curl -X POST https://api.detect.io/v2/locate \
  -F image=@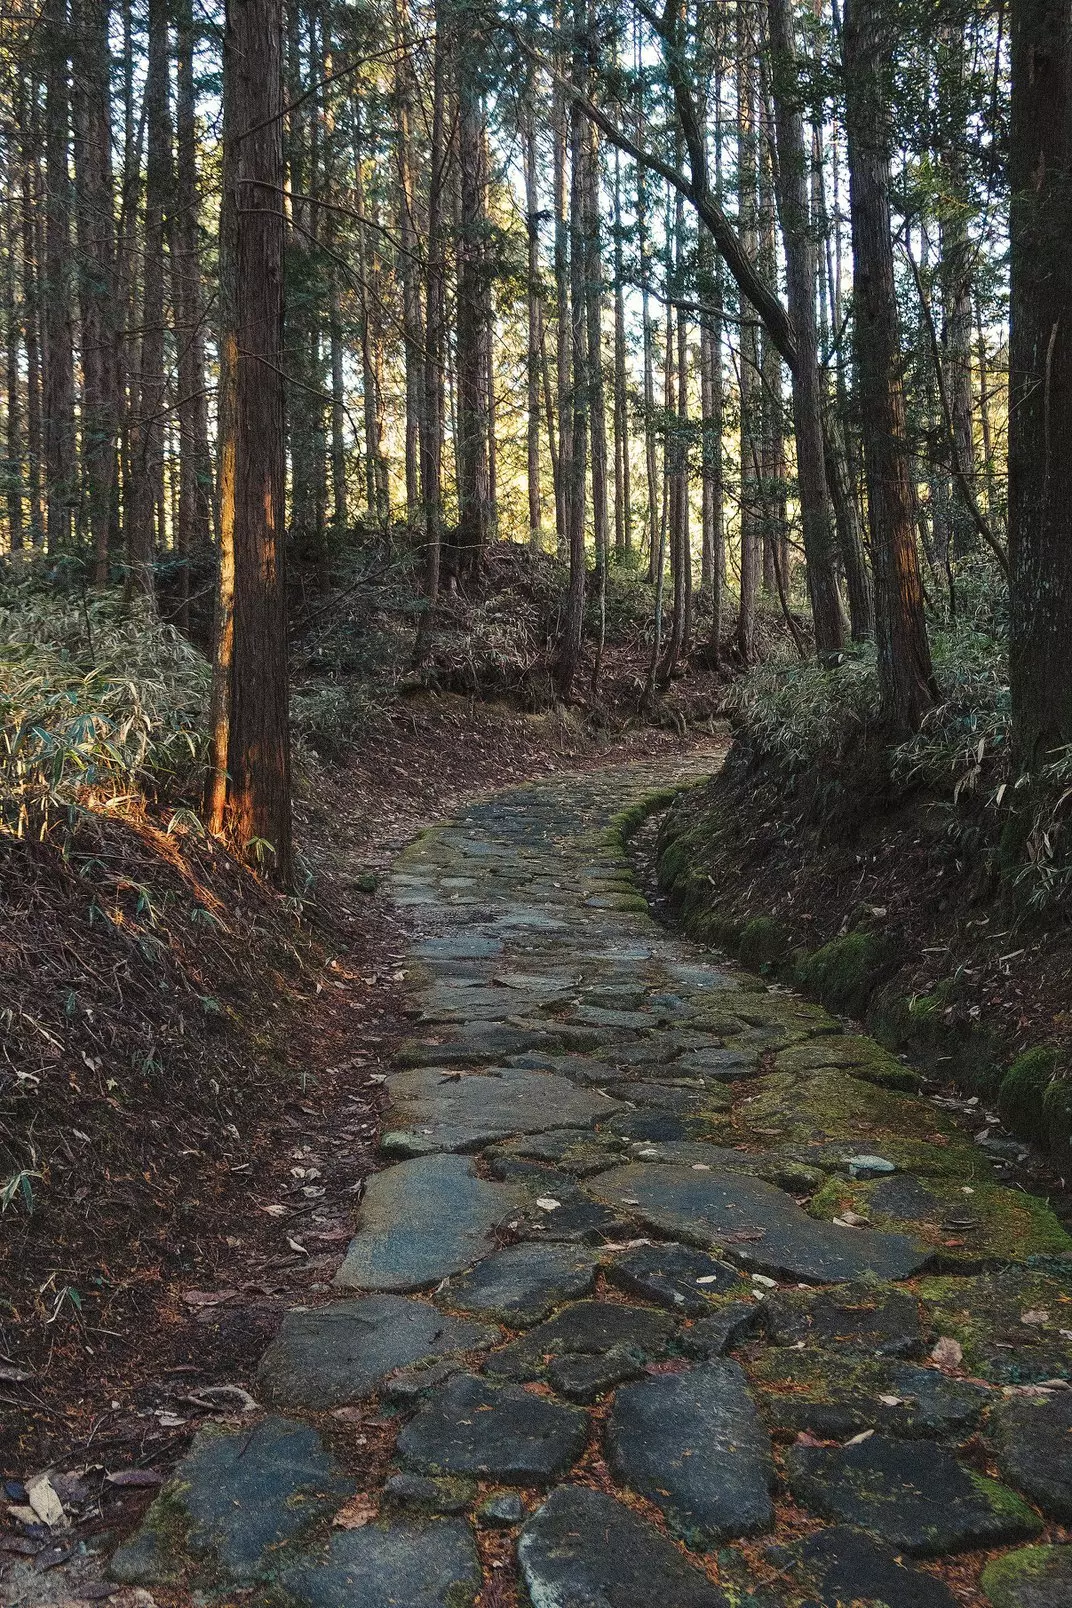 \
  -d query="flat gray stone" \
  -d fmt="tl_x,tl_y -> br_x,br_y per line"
605,1242 -> 744,1315
990,1392 -> 1072,1521
109,1417 -> 353,1586
381,1473 -> 475,1513
396,1372 -> 587,1484
484,1300 -> 677,1381
334,1156 -> 523,1292
380,1065 -> 620,1156
606,1362 -> 774,1547
280,1518 -> 480,1607
789,1525 -> 958,1607
764,1284 -> 924,1357
681,1301 -> 766,1357
478,1490 -> 525,1526
588,1163 -> 929,1283
786,1435 -> 1042,1556
981,1545 -> 1072,1608
546,1346 -> 645,1402
518,1485 -> 729,1608
257,1296 -> 498,1409
440,1243 -> 598,1326
752,1352 -> 991,1439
